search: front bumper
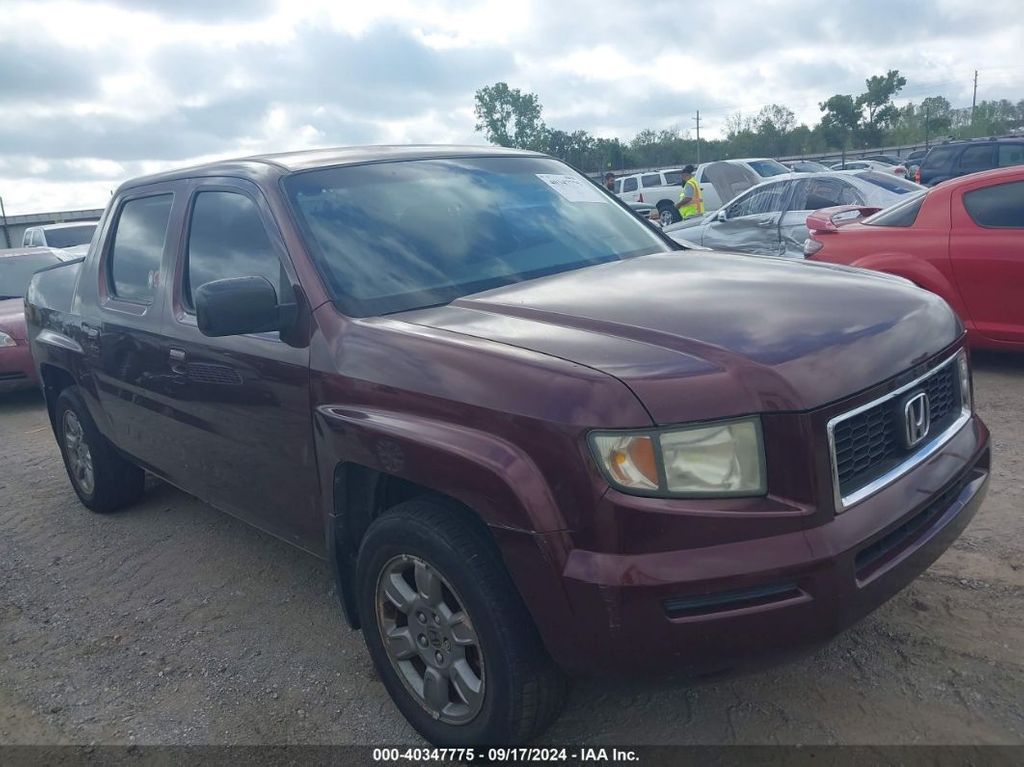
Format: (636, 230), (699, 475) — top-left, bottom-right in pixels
(0, 341), (38, 392)
(547, 417), (989, 673)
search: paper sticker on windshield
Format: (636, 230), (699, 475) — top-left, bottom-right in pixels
(536, 174), (608, 203)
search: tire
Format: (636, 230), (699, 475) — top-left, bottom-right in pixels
(54, 386), (145, 513)
(356, 498), (567, 745)
(657, 202), (679, 227)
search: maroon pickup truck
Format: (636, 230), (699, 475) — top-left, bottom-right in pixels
(26, 146), (990, 745)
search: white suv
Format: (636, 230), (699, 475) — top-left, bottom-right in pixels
(615, 159), (787, 226)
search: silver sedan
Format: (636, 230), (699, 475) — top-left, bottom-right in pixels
(663, 171), (923, 258)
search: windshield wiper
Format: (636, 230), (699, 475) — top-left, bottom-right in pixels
(0, 295), (23, 300)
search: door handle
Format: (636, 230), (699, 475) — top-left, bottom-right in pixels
(169, 347), (187, 374)
(757, 216), (777, 227)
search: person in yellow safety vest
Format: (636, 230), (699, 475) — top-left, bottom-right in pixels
(675, 164), (704, 220)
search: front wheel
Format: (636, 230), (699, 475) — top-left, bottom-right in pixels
(657, 202), (679, 227)
(356, 499), (567, 745)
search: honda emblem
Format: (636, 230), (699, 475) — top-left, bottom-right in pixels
(903, 392), (931, 448)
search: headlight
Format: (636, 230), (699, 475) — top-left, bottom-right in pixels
(590, 417), (766, 497)
(957, 349), (973, 414)
(0, 330), (16, 348)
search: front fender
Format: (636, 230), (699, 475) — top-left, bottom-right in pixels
(315, 405), (583, 661)
(314, 405), (568, 534)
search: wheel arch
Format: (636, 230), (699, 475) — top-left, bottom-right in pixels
(39, 363), (77, 431)
(850, 252), (968, 318)
(315, 406), (576, 649)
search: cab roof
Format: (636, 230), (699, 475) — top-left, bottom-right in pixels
(118, 144), (546, 193)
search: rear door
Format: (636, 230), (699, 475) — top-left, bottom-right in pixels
(155, 179), (320, 550)
(90, 187), (181, 468)
(781, 177), (864, 257)
(957, 144), (996, 178)
(949, 177), (1024, 342)
(701, 180), (789, 255)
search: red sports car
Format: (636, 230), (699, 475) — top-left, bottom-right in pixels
(804, 166), (1024, 351)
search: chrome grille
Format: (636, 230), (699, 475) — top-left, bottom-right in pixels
(828, 352), (970, 511)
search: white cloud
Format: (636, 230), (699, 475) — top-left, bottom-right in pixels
(0, 0), (1022, 213)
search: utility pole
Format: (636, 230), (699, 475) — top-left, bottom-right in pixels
(971, 69), (979, 134)
(924, 103), (930, 148)
(693, 110), (701, 164)
(0, 196), (10, 249)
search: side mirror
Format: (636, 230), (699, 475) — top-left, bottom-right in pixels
(195, 276), (290, 337)
(715, 209), (728, 222)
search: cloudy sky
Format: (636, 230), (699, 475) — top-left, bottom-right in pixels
(1, 0), (1023, 215)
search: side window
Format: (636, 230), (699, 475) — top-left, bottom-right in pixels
(796, 178), (861, 210)
(997, 144), (1024, 167)
(621, 177), (638, 193)
(614, 180), (622, 194)
(185, 191), (292, 310)
(921, 146), (956, 169)
(959, 145), (994, 173)
(641, 174), (663, 188)
(728, 183), (787, 218)
(663, 171), (682, 186)
(109, 195), (173, 303)
(963, 181), (1024, 228)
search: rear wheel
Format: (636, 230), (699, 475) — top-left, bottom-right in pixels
(356, 498), (567, 745)
(55, 387), (145, 513)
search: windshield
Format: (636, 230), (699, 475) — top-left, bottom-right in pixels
(854, 171), (922, 195)
(44, 224), (97, 249)
(747, 159), (790, 177)
(0, 253), (63, 299)
(284, 156), (672, 316)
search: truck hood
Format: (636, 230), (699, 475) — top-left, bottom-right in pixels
(398, 251), (963, 425)
(0, 298), (27, 341)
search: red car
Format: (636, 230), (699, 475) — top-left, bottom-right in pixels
(0, 248), (68, 392)
(804, 166), (1024, 351)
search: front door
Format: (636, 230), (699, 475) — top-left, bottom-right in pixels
(155, 179), (320, 551)
(701, 180), (788, 255)
(949, 178), (1024, 342)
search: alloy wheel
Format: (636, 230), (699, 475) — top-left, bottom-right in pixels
(62, 410), (95, 496)
(375, 554), (485, 724)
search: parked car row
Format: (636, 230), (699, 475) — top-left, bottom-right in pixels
(662, 170), (923, 257)
(613, 158), (790, 226)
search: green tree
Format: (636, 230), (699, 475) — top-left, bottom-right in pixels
(859, 69), (907, 126)
(819, 94), (861, 149)
(473, 82), (547, 149)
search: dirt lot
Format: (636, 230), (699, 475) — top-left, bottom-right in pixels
(1, 353), (1023, 746)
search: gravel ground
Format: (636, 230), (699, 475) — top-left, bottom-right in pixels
(1, 353), (1022, 746)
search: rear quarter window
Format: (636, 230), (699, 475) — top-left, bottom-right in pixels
(998, 144), (1024, 167)
(864, 192), (926, 228)
(963, 181), (1024, 228)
